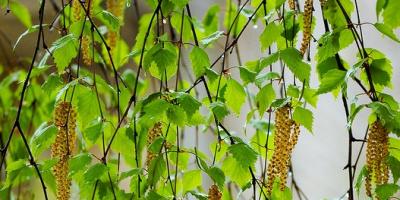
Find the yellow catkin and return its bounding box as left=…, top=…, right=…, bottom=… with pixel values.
left=81, top=0, right=93, bottom=66
left=288, top=0, right=296, bottom=10
left=146, top=122, right=163, bottom=168
left=52, top=101, right=77, bottom=200
left=266, top=105, right=301, bottom=194
left=365, top=120, right=389, bottom=198
left=72, top=0, right=82, bottom=22
left=300, top=0, right=313, bottom=56
left=106, top=0, right=125, bottom=52
left=208, top=184, right=222, bottom=200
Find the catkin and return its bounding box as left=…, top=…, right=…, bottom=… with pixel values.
left=288, top=0, right=296, bottom=10
left=52, top=101, right=77, bottom=200
left=106, top=0, right=125, bottom=52
left=146, top=122, right=163, bottom=168
left=266, top=106, right=301, bottom=194
left=81, top=0, right=94, bottom=66
left=72, top=0, right=82, bottom=22
left=300, top=0, right=313, bottom=56
left=208, top=184, right=222, bottom=200
left=365, top=120, right=389, bottom=198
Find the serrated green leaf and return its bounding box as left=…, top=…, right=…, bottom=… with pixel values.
left=280, top=48, right=311, bottom=82
left=228, top=142, right=258, bottom=168
left=210, top=102, right=230, bottom=121
left=83, top=118, right=103, bottom=143
left=388, top=156, right=400, bottom=183
left=260, top=22, right=282, bottom=51
left=84, top=163, right=108, bottom=183
left=255, top=83, right=275, bottom=117
left=293, top=107, right=313, bottom=133
left=144, top=44, right=177, bottom=80
left=201, top=31, right=224, bottom=46
left=30, top=123, right=58, bottom=157
left=221, top=157, right=251, bottom=187
left=190, top=46, right=210, bottom=78
left=148, top=155, right=166, bottom=187
left=374, top=23, right=400, bottom=43
left=239, top=66, right=257, bottom=85
left=375, top=184, right=400, bottom=200
left=316, top=69, right=346, bottom=95
left=225, top=79, right=246, bottom=115
left=9, top=1, right=32, bottom=28
left=317, top=29, right=354, bottom=62
left=52, top=34, right=78, bottom=72
left=166, top=105, right=187, bottom=126
left=69, top=153, right=92, bottom=177
left=97, top=10, right=120, bottom=30
left=382, top=0, right=400, bottom=28
left=255, top=72, right=280, bottom=88
left=206, top=167, right=225, bottom=188
left=13, top=25, right=44, bottom=50
left=182, top=170, right=202, bottom=193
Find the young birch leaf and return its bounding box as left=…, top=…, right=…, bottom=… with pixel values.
left=255, top=83, right=275, bottom=117
left=228, top=142, right=258, bottom=168
left=316, top=69, right=346, bottom=95
left=221, top=157, right=251, bottom=187
left=52, top=34, right=78, bottom=72
left=239, top=67, right=257, bottom=85
left=148, top=155, right=166, bottom=187
left=210, top=102, right=229, bottom=121
left=182, top=170, right=202, bottom=193
left=190, top=46, right=210, bottom=78
left=293, top=107, right=313, bottom=133
left=166, top=105, right=187, bottom=126
left=9, top=1, right=32, bottom=28
left=30, top=123, right=57, bottom=157
left=84, top=163, right=108, bottom=183
left=97, top=10, right=120, bottom=31
left=225, top=79, right=246, bottom=115
left=374, top=23, right=400, bottom=43
left=375, top=184, right=400, bottom=200
left=201, top=31, right=224, bottom=46
left=259, top=22, right=282, bottom=51
left=280, top=48, right=311, bottom=82
left=382, top=0, right=400, bottom=28
left=206, top=167, right=225, bottom=188
left=69, top=153, right=92, bottom=177
left=83, top=118, right=104, bottom=143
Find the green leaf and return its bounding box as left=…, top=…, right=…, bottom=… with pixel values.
left=382, top=0, right=400, bottom=28
left=2, top=160, right=32, bottom=189
left=148, top=155, right=166, bottom=187
left=224, top=79, right=246, bottom=115
left=303, top=88, right=318, bottom=108
left=376, top=0, right=387, bottom=20
left=228, top=142, right=258, bottom=168
left=280, top=48, right=311, bottom=82
left=375, top=184, right=400, bottom=200
left=210, top=102, right=230, bottom=121
left=166, top=105, right=187, bottom=126
left=182, top=170, right=202, bottom=193
left=97, top=10, right=120, bottom=30
left=271, top=182, right=292, bottom=200
left=255, top=83, right=275, bottom=117
left=293, top=107, right=313, bottom=133
left=316, top=69, right=346, bottom=95
left=206, top=167, right=225, bottom=188
left=239, top=67, right=257, bottom=85
left=51, top=34, right=78, bottom=72
left=69, top=153, right=92, bottom=177
left=388, top=156, right=400, bottom=183
left=190, top=46, right=210, bottom=78
left=317, top=29, right=354, bottom=62
left=41, top=73, right=63, bottom=94
left=255, top=72, right=280, bottom=88
left=84, top=163, right=108, bottom=183
left=221, top=157, right=251, bottom=187
left=30, top=123, right=58, bottom=157
left=355, top=166, right=368, bottom=196
left=9, top=1, right=32, bottom=28
left=174, top=92, right=202, bottom=118
left=144, top=44, right=177, bottom=80
left=83, top=117, right=104, bottom=143
left=374, top=23, right=400, bottom=43
left=259, top=22, right=282, bottom=51
left=201, top=31, right=224, bottom=46
left=287, top=85, right=300, bottom=98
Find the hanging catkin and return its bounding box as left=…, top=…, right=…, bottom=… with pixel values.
left=365, top=120, right=389, bottom=198
left=146, top=122, right=163, bottom=168
left=300, top=0, right=313, bottom=56
left=81, top=0, right=94, bottom=66
left=266, top=105, right=301, bottom=194
left=288, top=0, right=296, bottom=10
left=106, top=0, right=125, bottom=52
left=208, top=184, right=222, bottom=200
left=72, top=0, right=82, bottom=22
left=52, top=101, right=77, bottom=200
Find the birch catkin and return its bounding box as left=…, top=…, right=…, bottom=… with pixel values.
left=365, top=120, right=389, bottom=198
left=52, top=102, right=77, bottom=200
left=300, top=0, right=313, bottom=56
left=266, top=106, right=301, bottom=194
left=146, top=122, right=163, bottom=168
left=208, top=184, right=222, bottom=200
left=82, top=0, right=94, bottom=66
left=106, top=0, right=125, bottom=52
left=288, top=0, right=296, bottom=10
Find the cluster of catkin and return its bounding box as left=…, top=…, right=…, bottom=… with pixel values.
left=288, top=0, right=296, bottom=10
left=52, top=101, right=77, bottom=200
left=266, top=106, right=300, bottom=194
left=146, top=122, right=163, bottom=168
left=300, top=0, right=313, bottom=56
left=208, top=184, right=222, bottom=200
left=72, top=0, right=94, bottom=66
left=106, top=0, right=125, bottom=52
left=365, top=120, right=390, bottom=198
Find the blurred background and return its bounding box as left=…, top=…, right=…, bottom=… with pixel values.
left=1, top=0, right=399, bottom=199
